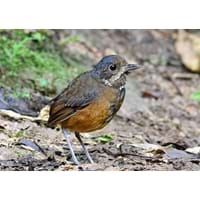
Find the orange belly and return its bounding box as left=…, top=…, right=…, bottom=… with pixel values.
left=61, top=98, right=110, bottom=132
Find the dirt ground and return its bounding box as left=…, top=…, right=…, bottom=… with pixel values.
left=0, top=30, right=200, bottom=170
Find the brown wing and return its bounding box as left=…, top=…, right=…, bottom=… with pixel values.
left=47, top=72, right=97, bottom=126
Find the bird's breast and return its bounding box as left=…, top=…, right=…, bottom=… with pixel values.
left=61, top=86, right=125, bottom=133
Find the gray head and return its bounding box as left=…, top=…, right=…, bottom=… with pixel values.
left=92, top=55, right=140, bottom=87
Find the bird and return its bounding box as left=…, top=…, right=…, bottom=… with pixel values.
left=47, top=55, right=140, bottom=165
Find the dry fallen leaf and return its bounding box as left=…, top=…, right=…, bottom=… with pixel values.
left=128, top=143, right=197, bottom=160
left=129, top=143, right=162, bottom=151
left=0, top=109, right=36, bottom=121
left=37, top=105, right=50, bottom=121
left=0, top=105, right=50, bottom=123
left=186, top=146, right=200, bottom=154
left=175, top=30, right=200, bottom=73
left=129, top=143, right=166, bottom=157
left=142, top=90, right=161, bottom=100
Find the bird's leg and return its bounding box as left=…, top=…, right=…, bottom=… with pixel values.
left=75, top=132, right=94, bottom=163
left=62, top=128, right=80, bottom=165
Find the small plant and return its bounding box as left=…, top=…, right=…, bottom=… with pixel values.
left=96, top=134, right=113, bottom=144
left=12, top=131, right=26, bottom=138
left=191, top=90, right=200, bottom=102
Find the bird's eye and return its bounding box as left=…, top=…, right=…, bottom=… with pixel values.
left=109, top=64, right=117, bottom=71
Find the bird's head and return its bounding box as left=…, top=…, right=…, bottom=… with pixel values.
left=92, top=55, right=140, bottom=87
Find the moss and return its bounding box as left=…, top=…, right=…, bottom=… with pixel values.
left=0, top=30, right=85, bottom=97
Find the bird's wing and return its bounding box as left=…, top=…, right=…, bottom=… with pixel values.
left=47, top=73, right=97, bottom=126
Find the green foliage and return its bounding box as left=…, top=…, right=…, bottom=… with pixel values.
left=191, top=91, right=200, bottom=102
left=12, top=131, right=26, bottom=138
left=0, top=30, right=65, bottom=73
left=0, top=30, right=85, bottom=96
left=31, top=32, right=46, bottom=42
left=12, top=88, right=30, bottom=98
left=96, top=134, right=113, bottom=144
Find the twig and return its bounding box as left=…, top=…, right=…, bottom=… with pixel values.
left=163, top=73, right=183, bottom=96
left=102, top=147, right=161, bottom=162
left=172, top=73, right=195, bottom=80
left=33, top=140, right=48, bottom=156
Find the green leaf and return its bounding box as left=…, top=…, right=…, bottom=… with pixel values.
left=38, top=78, right=48, bottom=87
left=96, top=134, right=113, bottom=144
left=13, top=131, right=26, bottom=138
left=32, top=32, right=45, bottom=42
left=191, top=91, right=200, bottom=102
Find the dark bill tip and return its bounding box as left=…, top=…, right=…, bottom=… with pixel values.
left=126, top=63, right=141, bottom=72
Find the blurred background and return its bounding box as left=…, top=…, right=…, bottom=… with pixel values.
left=0, top=30, right=200, bottom=170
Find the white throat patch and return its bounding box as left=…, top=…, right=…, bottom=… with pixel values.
left=102, top=79, right=112, bottom=86
left=119, top=85, right=125, bottom=90
left=102, top=66, right=126, bottom=87
left=109, top=66, right=126, bottom=83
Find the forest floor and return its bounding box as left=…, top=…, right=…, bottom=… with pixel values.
left=0, top=30, right=200, bottom=170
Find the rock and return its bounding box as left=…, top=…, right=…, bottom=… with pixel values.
left=0, top=87, right=49, bottom=117
left=175, top=30, right=200, bottom=73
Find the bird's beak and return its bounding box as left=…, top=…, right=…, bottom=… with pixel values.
left=125, top=63, right=140, bottom=73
